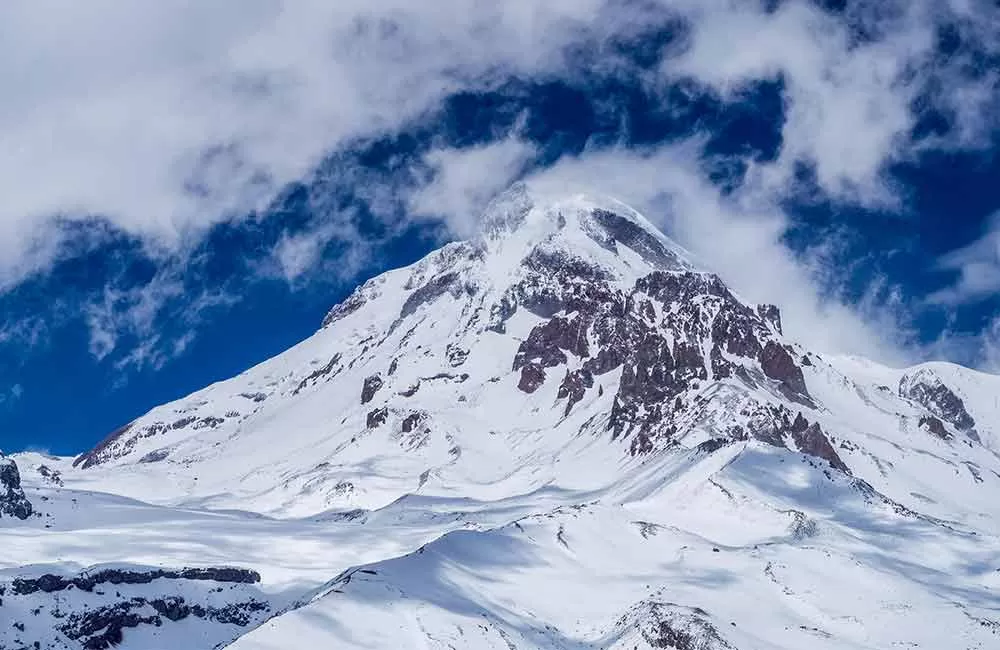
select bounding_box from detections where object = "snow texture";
[4,186,999,649]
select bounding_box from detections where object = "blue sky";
[1,0,998,455]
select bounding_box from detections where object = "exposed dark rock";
[523,247,611,284]
[514,316,589,372]
[616,601,735,650]
[171,416,197,429]
[74,423,135,469]
[366,407,389,429]
[61,600,159,649]
[293,353,343,395]
[900,370,976,434]
[760,342,809,400]
[12,567,260,596]
[919,415,952,440]
[696,439,730,454]
[446,343,469,367]
[499,254,812,454]
[321,282,372,327]
[138,449,170,464]
[4,569,269,647]
[36,464,63,486]
[239,392,268,403]
[589,208,684,271]
[517,365,547,394]
[787,414,849,473]
[0,454,32,520]
[399,382,420,397]
[150,596,189,622]
[400,272,461,319]
[557,369,594,415]
[756,303,783,334]
[55,592,268,649]
[361,374,384,405]
[401,413,425,434]
[729,403,849,473]
[74,408,236,470]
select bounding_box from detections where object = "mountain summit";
[71,184,823,506]
[4,186,1000,650]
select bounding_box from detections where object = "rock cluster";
[0,452,32,520]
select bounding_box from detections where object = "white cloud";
[664,0,937,204]
[1,0,998,367]
[930,211,1000,305]
[408,138,537,237]
[0,0,622,286]
[269,220,373,286]
[979,316,1000,373]
[83,270,236,370]
[514,144,915,364]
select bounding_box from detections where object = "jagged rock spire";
[0,451,33,520]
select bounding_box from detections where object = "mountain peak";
[475,183,694,286]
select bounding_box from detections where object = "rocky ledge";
[1,565,268,650]
[0,452,33,520]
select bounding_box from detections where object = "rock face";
[75,186,829,475]
[13,185,1000,650]
[506,243,813,457]
[900,369,977,437]
[361,374,384,404]
[10,566,260,595]
[2,566,268,650]
[614,601,737,650]
[0,452,32,519]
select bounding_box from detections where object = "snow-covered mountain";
[3,184,999,649]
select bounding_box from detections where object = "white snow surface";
[3,187,999,649]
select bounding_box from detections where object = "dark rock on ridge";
[361,374,384,404]
[11,566,260,596]
[0,453,32,520]
[900,370,976,436]
[506,258,814,455]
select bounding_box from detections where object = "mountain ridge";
[4,185,999,649]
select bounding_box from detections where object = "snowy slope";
[4,184,1000,649]
[233,446,1000,650]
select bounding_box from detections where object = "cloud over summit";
[0,0,998,369]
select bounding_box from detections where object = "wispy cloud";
[1,0,998,370]
[930,211,1000,305]
[83,268,237,371]
[408,138,538,238]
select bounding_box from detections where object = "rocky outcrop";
[900,369,976,436]
[919,415,952,440]
[399,272,463,319]
[367,407,389,429]
[589,208,686,270]
[294,353,343,395]
[401,412,426,434]
[361,374,384,404]
[36,463,64,486]
[74,423,135,469]
[614,600,736,650]
[786,413,849,473]
[506,258,813,455]
[0,453,32,520]
[3,566,266,650]
[11,566,260,595]
[321,274,385,328]
[760,341,809,401]
[75,411,239,469]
